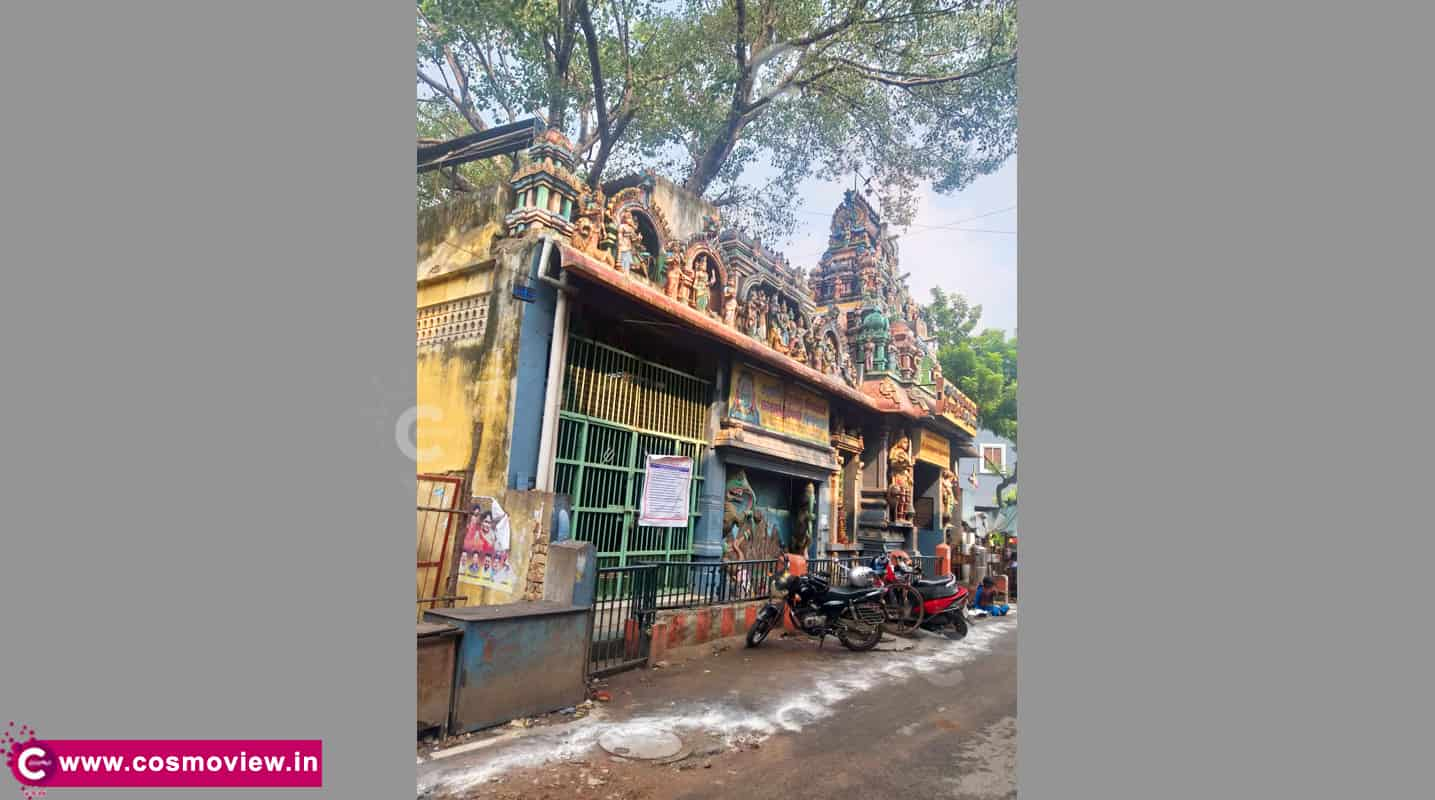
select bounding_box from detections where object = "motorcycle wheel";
[881,583,924,635]
[837,602,884,651]
[745,614,774,648]
[943,611,970,641]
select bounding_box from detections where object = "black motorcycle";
[745,554,886,652]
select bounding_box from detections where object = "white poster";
[638,455,693,528]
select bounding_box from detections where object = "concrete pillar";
[543,539,594,606]
[692,360,729,562]
[934,543,952,577]
[815,478,832,558]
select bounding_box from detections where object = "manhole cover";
[598,727,684,760]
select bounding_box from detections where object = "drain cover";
[598,727,684,760]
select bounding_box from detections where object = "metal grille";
[555,334,710,567]
[417,293,490,347]
[560,335,709,441]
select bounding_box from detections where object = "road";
[418,609,1017,800]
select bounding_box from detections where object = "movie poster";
[457,496,518,592]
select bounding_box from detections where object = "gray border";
[1021,2,1430,797]
[4,2,1432,798]
[0,3,415,798]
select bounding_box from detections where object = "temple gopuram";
[417,129,981,594]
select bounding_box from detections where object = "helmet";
[846,566,875,588]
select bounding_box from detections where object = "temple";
[416,129,981,608]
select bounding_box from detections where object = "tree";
[417,1,1018,239]
[925,287,1016,443]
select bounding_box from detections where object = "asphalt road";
[419,610,1017,800]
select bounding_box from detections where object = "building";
[958,428,1017,535]
[417,130,984,607]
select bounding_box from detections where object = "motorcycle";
[872,554,971,640]
[745,554,887,652]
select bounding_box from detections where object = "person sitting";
[972,576,1010,617]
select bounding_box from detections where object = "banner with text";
[726,363,830,445]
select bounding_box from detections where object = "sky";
[770,158,1018,336]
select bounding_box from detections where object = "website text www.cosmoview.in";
[7,739,322,789]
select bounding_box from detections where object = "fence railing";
[589,564,659,676]
[637,559,782,609]
[806,556,872,586]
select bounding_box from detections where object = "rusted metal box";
[417,622,461,739]
[423,601,588,735]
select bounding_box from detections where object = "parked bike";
[745,554,886,652]
[866,553,924,635]
[871,553,970,640]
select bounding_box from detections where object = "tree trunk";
[684,111,750,197]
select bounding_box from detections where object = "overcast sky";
[770,158,1018,336]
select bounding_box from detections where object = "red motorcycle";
[871,553,971,640]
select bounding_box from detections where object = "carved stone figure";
[767,319,786,354]
[692,258,711,311]
[616,211,637,273]
[791,482,815,556]
[859,252,880,295]
[941,468,960,528]
[887,434,915,523]
[864,340,875,371]
[791,331,808,364]
[722,275,738,326]
[663,244,685,299]
[571,189,609,265]
[679,258,696,306]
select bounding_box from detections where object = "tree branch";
[417,69,487,133]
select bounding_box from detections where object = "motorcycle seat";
[825,585,881,601]
[913,575,955,588]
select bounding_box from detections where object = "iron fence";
[637,559,782,609]
[914,555,942,577]
[589,564,660,676]
[806,556,872,586]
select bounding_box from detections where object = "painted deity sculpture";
[767,318,786,354]
[722,275,738,326]
[679,259,696,306]
[616,211,637,273]
[571,189,611,266]
[692,258,711,312]
[791,330,808,364]
[791,482,815,556]
[663,243,685,299]
[941,468,960,528]
[887,434,915,523]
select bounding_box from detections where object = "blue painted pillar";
[507,240,557,490]
[692,359,729,562]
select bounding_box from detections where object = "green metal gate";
[553,335,710,570]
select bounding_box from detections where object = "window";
[980,444,1006,474]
